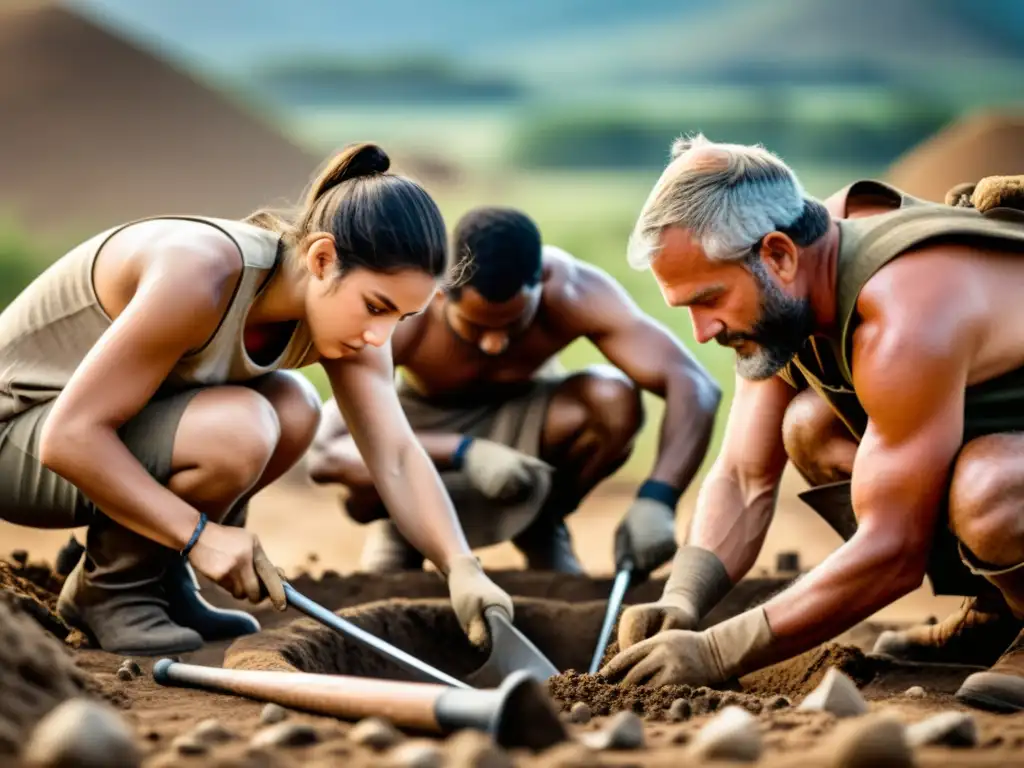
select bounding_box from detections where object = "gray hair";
[627,134,813,269]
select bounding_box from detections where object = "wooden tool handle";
[154,659,443,731]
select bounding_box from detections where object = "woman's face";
[303,237,437,360]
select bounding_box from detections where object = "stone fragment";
[171,735,207,756]
[829,714,913,768]
[580,711,644,751]
[250,722,320,749]
[259,703,288,725]
[385,739,444,768]
[22,699,141,768]
[349,717,403,751]
[667,698,691,722]
[446,729,513,768]
[688,705,763,762]
[191,718,235,746]
[568,702,591,724]
[906,711,978,748]
[902,686,926,698]
[798,668,868,718]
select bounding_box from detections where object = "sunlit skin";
[441,285,541,357]
[631,182,1024,674]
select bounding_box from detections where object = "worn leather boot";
[56,515,202,656]
[513,519,583,574]
[955,558,1024,711]
[359,519,425,572]
[872,590,1022,668]
[957,629,1024,711]
[163,560,260,641]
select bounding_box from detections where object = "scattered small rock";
[250,722,320,749]
[580,711,644,751]
[259,703,288,725]
[906,711,978,748]
[385,739,444,768]
[11,549,28,566]
[119,660,142,678]
[192,719,235,746]
[569,702,591,724]
[446,729,513,768]
[22,699,141,768]
[116,667,134,682]
[349,717,403,751]
[798,668,867,718]
[902,686,926,699]
[171,735,208,756]
[769,696,791,710]
[668,698,691,722]
[829,714,913,768]
[688,705,763,763]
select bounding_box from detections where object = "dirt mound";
[0,600,97,755]
[0,556,70,641]
[742,643,881,699]
[887,110,1024,202]
[547,671,783,719]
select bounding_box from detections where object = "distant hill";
[69,0,1024,97]
[67,0,709,75]
[486,0,1024,93]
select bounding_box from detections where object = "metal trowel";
[465,606,559,688]
[588,556,634,674]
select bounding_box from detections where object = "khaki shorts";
[0,389,201,529]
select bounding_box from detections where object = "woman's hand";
[188,523,287,609]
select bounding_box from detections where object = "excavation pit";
[224,594,928,721]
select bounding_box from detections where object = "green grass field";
[301,163,882,483]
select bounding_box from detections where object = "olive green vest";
[782,180,1024,443]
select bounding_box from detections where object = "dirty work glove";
[445,554,515,648]
[617,545,733,650]
[614,500,677,579]
[600,608,774,688]
[453,437,550,503]
[253,541,288,611]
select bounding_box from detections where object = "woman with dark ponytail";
[0,142,513,656]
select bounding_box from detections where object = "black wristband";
[181,513,208,559]
[451,435,473,470]
[637,479,682,510]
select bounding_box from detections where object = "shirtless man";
[308,206,721,576]
[598,135,1024,713]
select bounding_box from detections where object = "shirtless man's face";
[442,285,541,356]
[651,226,813,380]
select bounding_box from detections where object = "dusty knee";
[256,371,321,453]
[178,390,281,502]
[949,435,1024,564]
[573,368,645,446]
[782,389,855,486]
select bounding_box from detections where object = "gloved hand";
[600,608,774,688]
[460,439,551,502]
[617,545,733,650]
[445,554,515,648]
[613,497,677,577]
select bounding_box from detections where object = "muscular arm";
[757,263,971,662]
[321,346,472,570]
[567,260,722,490]
[38,231,239,550]
[687,373,794,581]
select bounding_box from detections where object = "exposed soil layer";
[0,558,70,642]
[0,600,100,756]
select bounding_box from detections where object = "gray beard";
[733,258,814,381]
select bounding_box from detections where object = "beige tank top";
[0,215,314,422]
